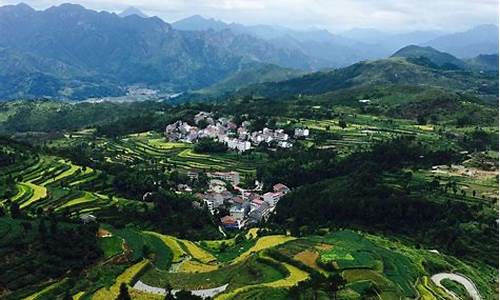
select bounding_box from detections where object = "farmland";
[0,97,497,300]
[2,202,495,300]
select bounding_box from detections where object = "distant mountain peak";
[119,7,148,18]
[392,45,465,68]
[14,2,34,10]
[173,15,228,31]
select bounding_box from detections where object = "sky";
[0,0,498,33]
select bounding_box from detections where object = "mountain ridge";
[0,3,315,100]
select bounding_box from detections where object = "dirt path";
[431,273,481,300]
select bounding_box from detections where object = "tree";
[327,273,347,300]
[164,282,175,300]
[142,244,152,258]
[338,119,347,129]
[63,291,73,300]
[116,283,131,300]
[9,202,20,218]
[175,290,204,300]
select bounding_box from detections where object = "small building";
[221,215,242,229]
[230,205,246,220]
[294,128,310,138]
[226,139,251,152]
[177,184,192,192]
[248,202,270,223]
[203,193,224,213]
[231,196,245,205]
[187,171,199,180]
[208,171,240,186]
[277,141,293,149]
[80,214,97,224]
[263,192,283,206]
[273,183,290,194]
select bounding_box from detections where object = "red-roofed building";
[220,215,242,229]
[273,183,290,194]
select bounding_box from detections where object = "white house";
[294,128,310,138]
[208,171,240,186]
[227,139,251,152]
[230,205,246,220]
[263,192,283,206]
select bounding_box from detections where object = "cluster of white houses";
[188,170,290,229]
[165,112,309,152]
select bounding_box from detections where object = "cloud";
[0,0,497,32]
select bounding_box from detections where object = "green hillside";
[234,57,498,99]
[391,45,466,69]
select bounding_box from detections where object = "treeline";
[0,218,101,293]
[193,138,228,154]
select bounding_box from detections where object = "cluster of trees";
[145,191,218,240]
[0,218,102,292]
[109,190,218,240]
[460,128,499,152]
[193,138,228,154]
[257,146,338,190]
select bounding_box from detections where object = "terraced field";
[2,215,494,300]
[85,229,490,300]
[49,132,267,178]
[1,156,131,220]
[286,115,448,156]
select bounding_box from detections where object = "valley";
[0,2,498,299]
[0,88,497,299]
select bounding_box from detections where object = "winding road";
[431,273,481,300]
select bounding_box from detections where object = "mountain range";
[230,48,498,101]
[172,15,499,65]
[0,3,319,100]
[0,3,497,101]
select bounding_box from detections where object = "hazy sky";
[0,0,498,32]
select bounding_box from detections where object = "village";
[165,111,309,152]
[179,170,290,230]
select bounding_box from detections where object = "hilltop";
[391,45,466,69]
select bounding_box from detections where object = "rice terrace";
[0,1,499,300]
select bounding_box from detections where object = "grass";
[416,276,454,300]
[215,258,309,300]
[200,236,257,263]
[43,161,81,185]
[178,260,219,273]
[140,254,287,291]
[178,239,217,264]
[110,227,173,270]
[310,231,421,298]
[23,279,69,300]
[144,231,186,263]
[99,236,123,259]
[441,279,472,300]
[293,250,326,275]
[20,182,47,209]
[55,192,97,211]
[233,235,295,264]
[91,260,150,300]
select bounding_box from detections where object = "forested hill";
[231,56,499,100]
[391,45,466,69]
